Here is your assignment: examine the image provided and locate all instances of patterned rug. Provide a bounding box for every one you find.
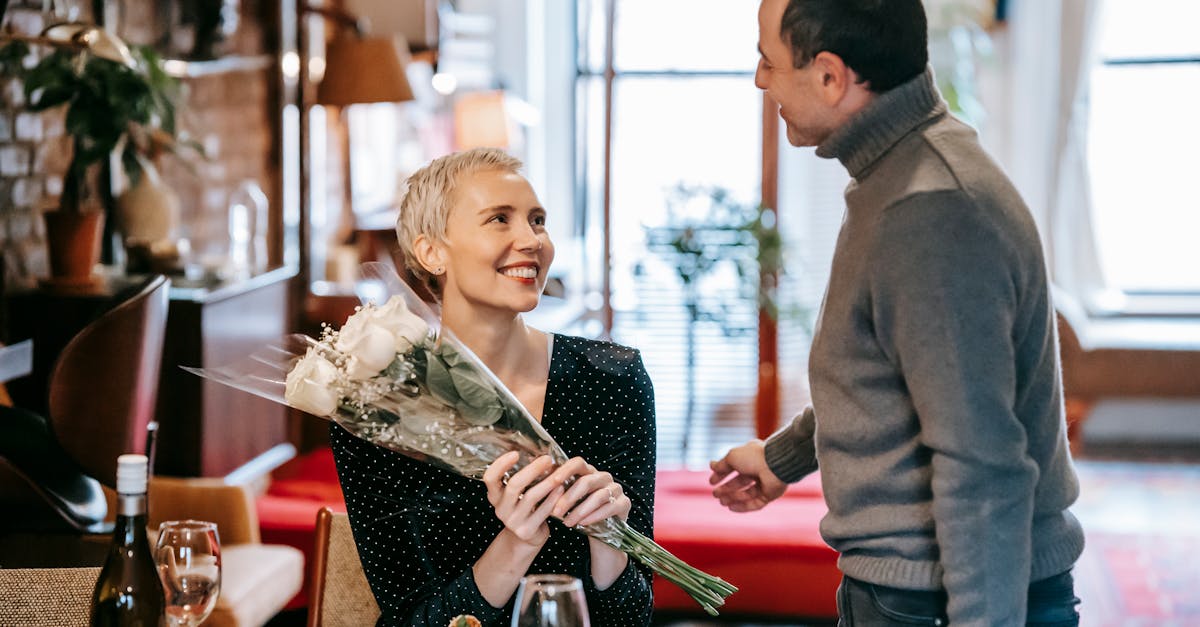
[1073,460,1200,626]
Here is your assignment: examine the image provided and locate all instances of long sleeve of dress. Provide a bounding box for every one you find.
[565,347,656,627]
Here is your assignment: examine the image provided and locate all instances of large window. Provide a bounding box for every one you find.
[576,0,765,467]
[1089,0,1200,293]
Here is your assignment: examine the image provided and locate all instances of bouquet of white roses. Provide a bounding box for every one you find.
[186,263,737,615]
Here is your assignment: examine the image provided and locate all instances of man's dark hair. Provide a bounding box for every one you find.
[780,0,928,92]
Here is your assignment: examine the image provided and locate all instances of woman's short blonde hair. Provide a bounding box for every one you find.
[396,147,525,294]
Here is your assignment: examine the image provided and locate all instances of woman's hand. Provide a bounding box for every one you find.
[548,456,631,528]
[482,452,565,547]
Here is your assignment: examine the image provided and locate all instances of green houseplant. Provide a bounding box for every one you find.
[643,184,784,457]
[0,26,192,282]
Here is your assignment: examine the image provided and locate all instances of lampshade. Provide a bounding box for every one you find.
[317,35,414,106]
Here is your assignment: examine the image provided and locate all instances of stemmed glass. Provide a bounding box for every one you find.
[511,574,590,627]
[155,520,222,627]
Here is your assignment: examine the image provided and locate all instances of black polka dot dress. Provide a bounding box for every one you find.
[331,334,657,626]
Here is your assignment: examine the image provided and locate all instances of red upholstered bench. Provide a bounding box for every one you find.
[652,469,840,620]
[257,450,840,620]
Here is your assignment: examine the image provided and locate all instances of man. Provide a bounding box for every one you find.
[709,1,1085,625]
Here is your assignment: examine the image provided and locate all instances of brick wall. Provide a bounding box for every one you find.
[0,0,278,290]
[161,68,275,272]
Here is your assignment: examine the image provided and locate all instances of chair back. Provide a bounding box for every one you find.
[0,566,100,625]
[49,275,169,488]
[307,507,380,627]
[148,476,261,545]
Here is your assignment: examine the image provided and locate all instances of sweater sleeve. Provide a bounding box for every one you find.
[869,191,1039,626]
[764,406,819,483]
[330,423,507,627]
[579,350,656,627]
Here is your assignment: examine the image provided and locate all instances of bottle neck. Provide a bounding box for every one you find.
[114,493,149,546]
[116,492,147,518]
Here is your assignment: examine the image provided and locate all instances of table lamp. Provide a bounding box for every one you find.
[301,3,415,284]
[303,3,414,107]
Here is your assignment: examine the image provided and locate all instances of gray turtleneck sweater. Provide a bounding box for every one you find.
[763,68,1085,626]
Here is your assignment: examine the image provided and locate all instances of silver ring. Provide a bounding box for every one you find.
[606,487,616,504]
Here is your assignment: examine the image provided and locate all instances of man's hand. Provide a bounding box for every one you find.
[709,440,787,512]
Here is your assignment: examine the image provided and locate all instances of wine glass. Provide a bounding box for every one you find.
[155,520,222,627]
[511,574,590,627]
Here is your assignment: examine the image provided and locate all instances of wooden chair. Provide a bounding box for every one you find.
[307,507,380,627]
[1055,289,1200,451]
[0,566,100,626]
[0,275,169,536]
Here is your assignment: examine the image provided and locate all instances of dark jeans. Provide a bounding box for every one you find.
[836,570,1080,626]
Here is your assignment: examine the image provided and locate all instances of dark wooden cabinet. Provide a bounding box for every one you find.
[156,268,298,477]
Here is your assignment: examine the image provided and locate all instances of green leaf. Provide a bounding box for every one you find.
[0,42,30,75]
[27,84,74,111]
[455,400,503,426]
[448,364,500,410]
[423,353,459,405]
[438,343,470,368]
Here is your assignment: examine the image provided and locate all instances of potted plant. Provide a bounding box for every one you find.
[0,25,195,283]
[642,184,786,456]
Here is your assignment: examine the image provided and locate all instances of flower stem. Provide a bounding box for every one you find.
[579,517,736,616]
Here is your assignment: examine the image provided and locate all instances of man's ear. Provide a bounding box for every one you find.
[412,233,447,275]
[811,51,856,105]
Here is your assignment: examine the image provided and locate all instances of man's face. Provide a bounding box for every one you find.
[754,0,834,147]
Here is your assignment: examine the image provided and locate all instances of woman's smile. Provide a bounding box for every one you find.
[499,262,539,284]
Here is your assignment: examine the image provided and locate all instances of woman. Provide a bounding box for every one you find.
[331,148,657,626]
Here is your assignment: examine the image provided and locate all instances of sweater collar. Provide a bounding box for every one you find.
[815,66,947,177]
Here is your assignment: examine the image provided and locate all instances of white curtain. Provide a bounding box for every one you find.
[998,0,1116,312]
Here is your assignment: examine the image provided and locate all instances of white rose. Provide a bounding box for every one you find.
[369,296,430,352]
[336,311,398,380]
[285,349,340,416]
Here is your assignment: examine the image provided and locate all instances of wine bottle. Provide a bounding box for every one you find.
[90,454,166,627]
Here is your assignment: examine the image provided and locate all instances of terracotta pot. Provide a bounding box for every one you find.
[43,209,105,284]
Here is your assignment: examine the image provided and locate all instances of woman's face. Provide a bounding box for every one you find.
[438,168,555,315]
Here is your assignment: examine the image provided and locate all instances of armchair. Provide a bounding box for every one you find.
[0,275,169,542]
[148,477,305,627]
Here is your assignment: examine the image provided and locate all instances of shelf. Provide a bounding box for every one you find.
[166,265,299,304]
[162,54,275,78]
